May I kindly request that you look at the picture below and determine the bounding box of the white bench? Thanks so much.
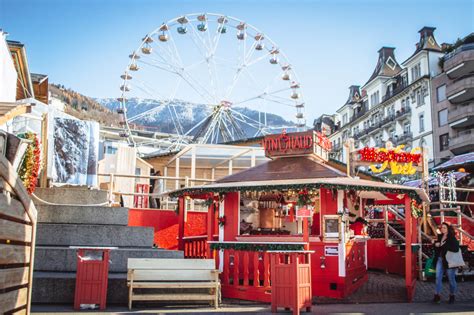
[127,258,220,310]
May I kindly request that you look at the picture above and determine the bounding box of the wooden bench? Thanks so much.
[127,258,220,310]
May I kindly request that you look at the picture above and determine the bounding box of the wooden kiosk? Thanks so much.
[171,131,429,303]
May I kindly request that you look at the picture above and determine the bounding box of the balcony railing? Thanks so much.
[448,104,474,127]
[450,129,474,148]
[443,43,474,62]
[349,103,369,124]
[380,114,396,127]
[332,143,342,152]
[395,107,411,120]
[389,132,413,145]
[446,76,474,104]
[382,82,409,103]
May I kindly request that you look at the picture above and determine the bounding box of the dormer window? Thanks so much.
[386,56,397,70]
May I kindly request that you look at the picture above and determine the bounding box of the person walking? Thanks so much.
[432,222,459,304]
[150,170,163,209]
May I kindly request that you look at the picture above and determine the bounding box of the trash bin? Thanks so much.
[269,251,313,315]
[73,247,112,310]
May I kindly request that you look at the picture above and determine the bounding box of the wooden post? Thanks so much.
[175,158,180,190]
[344,138,355,177]
[421,147,429,234]
[39,113,48,187]
[303,217,309,250]
[404,194,415,302]
[207,202,214,258]
[177,196,185,251]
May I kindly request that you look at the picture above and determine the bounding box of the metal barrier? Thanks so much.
[97,172,215,210]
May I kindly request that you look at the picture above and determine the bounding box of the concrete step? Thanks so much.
[32,272,210,305]
[37,205,128,225]
[32,272,127,304]
[36,224,154,248]
[34,246,184,273]
[34,187,109,205]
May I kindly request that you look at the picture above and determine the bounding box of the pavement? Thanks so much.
[32,272,474,314]
[31,302,474,314]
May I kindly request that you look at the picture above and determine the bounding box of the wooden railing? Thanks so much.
[183,235,208,259]
[216,248,272,302]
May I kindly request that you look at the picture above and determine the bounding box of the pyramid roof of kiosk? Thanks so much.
[167,131,429,202]
[216,155,346,183]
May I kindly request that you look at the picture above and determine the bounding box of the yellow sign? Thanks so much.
[366,146,422,175]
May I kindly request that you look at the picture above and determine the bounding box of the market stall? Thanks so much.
[170,131,429,302]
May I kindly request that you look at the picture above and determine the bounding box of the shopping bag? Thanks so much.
[446,249,466,268]
[424,257,436,277]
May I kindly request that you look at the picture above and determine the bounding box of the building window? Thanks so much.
[342,113,348,125]
[390,129,396,139]
[419,113,425,132]
[404,122,411,134]
[440,133,449,151]
[370,91,380,107]
[401,99,405,110]
[106,146,118,155]
[416,89,425,106]
[411,63,421,81]
[437,85,446,102]
[438,109,448,126]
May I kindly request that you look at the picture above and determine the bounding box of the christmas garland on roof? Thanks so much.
[18,132,42,194]
[170,182,422,203]
[210,242,305,252]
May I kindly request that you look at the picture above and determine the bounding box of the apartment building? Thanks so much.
[322,27,444,167]
[430,33,474,165]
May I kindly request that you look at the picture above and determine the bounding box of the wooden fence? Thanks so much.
[0,155,37,314]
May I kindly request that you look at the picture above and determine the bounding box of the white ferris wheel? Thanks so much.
[117,13,307,149]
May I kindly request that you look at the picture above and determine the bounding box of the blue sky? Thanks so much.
[1,0,473,123]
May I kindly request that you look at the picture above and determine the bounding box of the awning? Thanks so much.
[358,191,392,200]
[168,176,429,202]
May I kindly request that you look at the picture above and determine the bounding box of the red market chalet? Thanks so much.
[169,130,429,303]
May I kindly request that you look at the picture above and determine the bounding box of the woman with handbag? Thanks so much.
[431,222,460,304]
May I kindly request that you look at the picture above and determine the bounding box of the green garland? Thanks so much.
[170,182,422,203]
[210,242,305,252]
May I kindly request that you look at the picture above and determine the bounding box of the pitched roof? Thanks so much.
[402,26,442,65]
[216,156,346,183]
[364,47,402,86]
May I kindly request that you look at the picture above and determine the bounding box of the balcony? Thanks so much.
[448,104,474,128]
[389,132,413,146]
[446,76,474,104]
[380,114,396,127]
[332,143,342,152]
[395,106,411,120]
[450,129,474,155]
[382,82,409,103]
[350,105,368,123]
[444,43,474,80]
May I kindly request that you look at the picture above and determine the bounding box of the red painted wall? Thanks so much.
[129,209,207,250]
[224,192,240,241]
[320,188,338,216]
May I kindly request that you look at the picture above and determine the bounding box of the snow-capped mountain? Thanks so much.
[95,98,298,138]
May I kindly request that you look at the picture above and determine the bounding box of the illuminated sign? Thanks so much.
[358,145,422,175]
[262,130,331,159]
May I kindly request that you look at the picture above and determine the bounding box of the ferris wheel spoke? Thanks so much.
[138,59,180,76]
[228,107,262,127]
[245,51,272,68]
[167,30,185,68]
[150,41,182,72]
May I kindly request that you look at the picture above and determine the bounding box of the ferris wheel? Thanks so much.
[117,13,307,148]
